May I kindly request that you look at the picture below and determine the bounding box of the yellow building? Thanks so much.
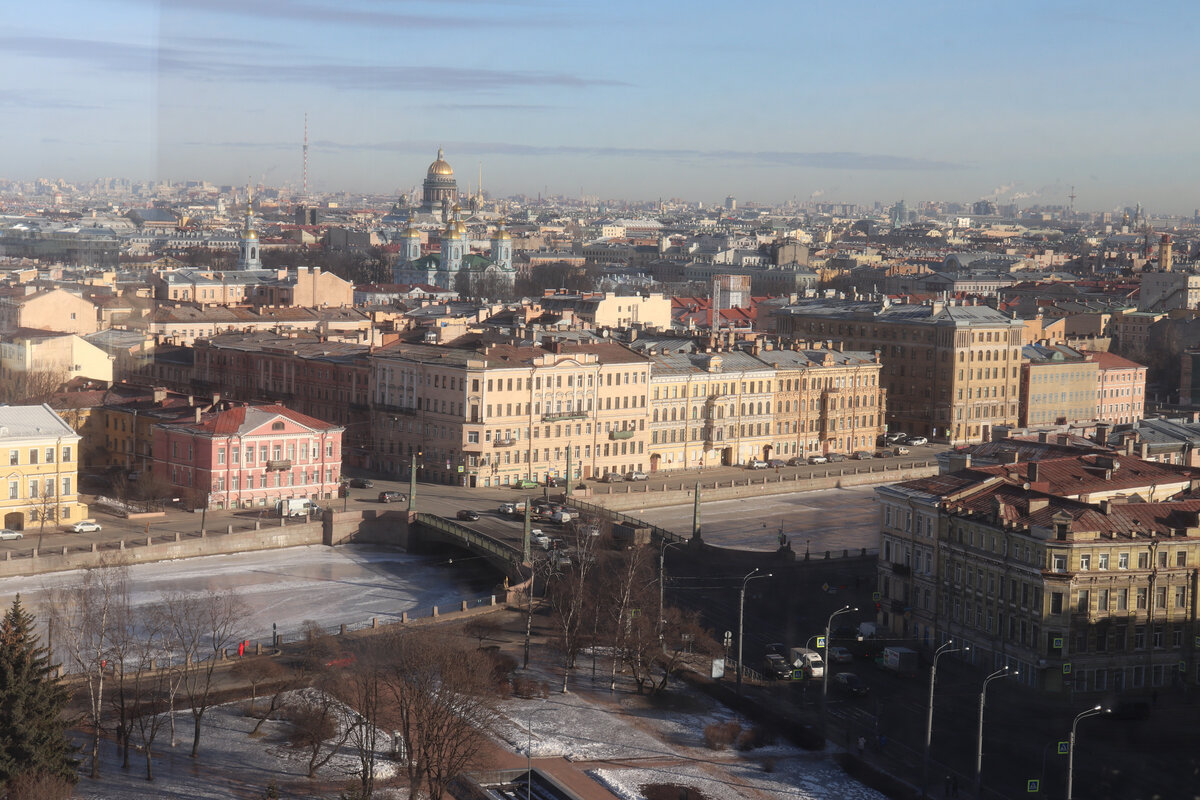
[370,339,651,487]
[0,330,115,386]
[0,404,87,531]
[0,288,98,335]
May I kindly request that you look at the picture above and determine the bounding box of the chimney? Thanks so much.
[1028,461,1039,482]
[1099,499,1111,515]
[194,407,202,424]
[1056,433,1070,446]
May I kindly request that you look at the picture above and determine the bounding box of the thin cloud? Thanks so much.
[0,89,99,111]
[145,0,558,30]
[424,103,557,111]
[0,34,622,93]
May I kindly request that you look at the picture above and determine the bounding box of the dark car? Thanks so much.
[378,490,406,503]
[827,453,846,463]
[349,477,374,488]
[767,459,787,468]
[764,653,793,680]
[456,509,480,521]
[546,477,565,487]
[833,671,870,696]
[787,457,806,466]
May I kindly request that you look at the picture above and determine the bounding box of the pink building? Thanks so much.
[1087,350,1147,426]
[152,405,343,511]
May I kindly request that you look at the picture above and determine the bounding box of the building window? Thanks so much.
[217,448,226,465]
[1052,554,1067,573]
[1050,592,1063,614]
[1136,588,1148,610]
[1118,552,1129,569]
[28,449,38,465]
[1098,553,1109,570]
[61,477,70,496]
[1079,554,1090,571]
[45,447,54,463]
[7,481,16,500]
[1138,552,1149,569]
[1177,551,1188,567]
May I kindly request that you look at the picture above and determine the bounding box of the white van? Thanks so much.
[788,647,825,679]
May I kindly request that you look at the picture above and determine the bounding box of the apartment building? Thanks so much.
[1087,350,1146,426]
[0,404,87,531]
[774,297,1025,445]
[369,339,651,487]
[877,448,1200,693]
[0,288,98,335]
[151,405,343,511]
[1019,344,1099,427]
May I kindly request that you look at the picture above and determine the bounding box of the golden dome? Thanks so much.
[494,225,512,240]
[402,213,421,239]
[427,147,454,176]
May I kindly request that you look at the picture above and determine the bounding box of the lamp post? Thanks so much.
[974,666,1016,798]
[658,539,687,639]
[1067,705,1105,800]
[923,640,967,796]
[736,568,772,696]
[407,449,421,512]
[822,605,856,711]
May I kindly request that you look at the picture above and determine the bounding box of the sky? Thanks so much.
[3,0,1199,212]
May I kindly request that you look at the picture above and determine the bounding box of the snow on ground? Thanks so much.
[72,692,400,800]
[1,544,496,645]
[593,758,888,800]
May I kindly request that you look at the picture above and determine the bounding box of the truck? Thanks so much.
[275,498,313,518]
[788,647,825,679]
[882,646,918,677]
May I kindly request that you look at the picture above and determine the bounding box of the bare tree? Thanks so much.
[548,526,599,693]
[333,642,387,799]
[4,770,74,800]
[161,589,245,757]
[381,630,501,800]
[285,678,355,779]
[600,545,653,692]
[462,615,505,650]
[47,557,130,778]
[0,370,67,406]
[129,607,174,781]
[649,607,719,695]
[248,659,299,737]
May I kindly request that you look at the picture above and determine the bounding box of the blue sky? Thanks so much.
[3,0,1198,212]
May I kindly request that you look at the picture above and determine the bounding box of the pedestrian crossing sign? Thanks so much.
[1057,741,1069,755]
[1026,779,1039,792]
[816,636,826,648]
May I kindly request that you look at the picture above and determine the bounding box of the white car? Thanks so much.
[72,520,102,533]
[907,436,929,446]
[531,530,551,550]
[0,529,23,540]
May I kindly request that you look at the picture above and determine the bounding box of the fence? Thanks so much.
[273,590,502,646]
[568,497,686,544]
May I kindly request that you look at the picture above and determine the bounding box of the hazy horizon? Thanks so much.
[3,0,1198,214]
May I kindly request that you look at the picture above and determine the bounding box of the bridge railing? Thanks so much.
[414,512,522,561]
[566,498,686,544]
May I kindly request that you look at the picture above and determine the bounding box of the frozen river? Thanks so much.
[0,544,503,646]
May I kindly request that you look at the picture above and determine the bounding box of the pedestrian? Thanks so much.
[857,736,865,758]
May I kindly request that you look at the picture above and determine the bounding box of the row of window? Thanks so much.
[463,440,645,467]
[7,446,72,466]
[211,468,336,491]
[1054,548,1188,572]
[7,477,72,500]
[212,440,336,465]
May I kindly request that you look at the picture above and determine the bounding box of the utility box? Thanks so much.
[611,522,652,548]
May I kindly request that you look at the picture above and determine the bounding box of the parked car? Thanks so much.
[0,529,23,540]
[851,451,874,460]
[498,502,516,515]
[827,453,846,463]
[71,520,102,533]
[602,472,624,483]
[378,490,406,503]
[456,509,480,521]
[892,445,910,455]
[787,457,806,466]
[833,671,870,696]
[907,436,929,446]
[764,653,793,680]
[874,450,893,458]
[828,646,854,664]
[766,459,787,468]
[514,479,539,489]
[746,459,768,470]
[884,432,907,444]
[348,477,374,488]
[807,454,829,465]
[625,470,649,481]
[546,476,564,487]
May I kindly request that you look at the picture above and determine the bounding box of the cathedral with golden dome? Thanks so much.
[421,147,458,220]
[392,207,515,291]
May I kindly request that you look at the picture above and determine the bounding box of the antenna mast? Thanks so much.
[302,112,309,198]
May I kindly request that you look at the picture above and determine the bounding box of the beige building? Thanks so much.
[0,288,98,335]
[1019,344,1099,427]
[1088,350,1146,426]
[537,290,672,330]
[150,267,353,308]
[774,297,1025,445]
[878,448,1200,694]
[0,330,114,385]
[370,339,651,487]
[0,404,87,531]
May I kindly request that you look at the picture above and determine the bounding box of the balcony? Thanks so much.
[609,429,635,440]
[543,411,587,422]
[493,438,516,447]
[266,459,292,471]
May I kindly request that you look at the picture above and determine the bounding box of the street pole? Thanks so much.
[736,568,771,696]
[1066,705,1104,800]
[565,447,572,499]
[822,605,856,714]
[923,640,966,797]
[523,497,531,564]
[407,450,420,512]
[691,482,701,541]
[974,667,1015,798]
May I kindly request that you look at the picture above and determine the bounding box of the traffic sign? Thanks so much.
[872,591,881,601]
[1062,662,1072,674]
[1026,779,1040,793]
[816,636,826,649]
[1052,637,1064,650]
[1057,741,1069,755]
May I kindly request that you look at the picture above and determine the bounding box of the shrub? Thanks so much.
[703,721,741,750]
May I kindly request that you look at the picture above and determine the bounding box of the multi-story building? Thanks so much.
[877,447,1200,693]
[774,297,1025,444]
[1019,343,1099,427]
[0,288,98,335]
[1088,350,1146,426]
[0,404,87,531]
[536,290,672,330]
[369,339,651,487]
[0,329,115,386]
[151,404,343,511]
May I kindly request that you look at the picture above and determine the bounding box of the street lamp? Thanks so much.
[1067,705,1106,800]
[407,449,421,512]
[923,640,967,796]
[736,568,772,696]
[821,605,856,710]
[974,666,1016,798]
[658,539,687,639]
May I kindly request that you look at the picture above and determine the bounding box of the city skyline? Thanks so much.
[3,0,1198,212]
